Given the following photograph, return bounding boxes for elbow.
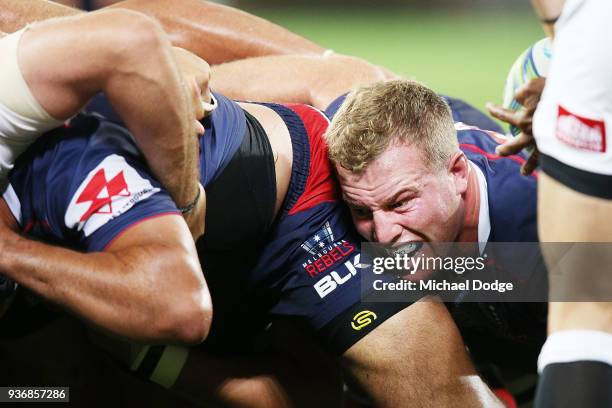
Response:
[96,9,169,67]
[168,286,213,345]
[140,250,213,344]
[153,279,213,345]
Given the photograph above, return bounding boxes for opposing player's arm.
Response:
[342,299,505,408]
[0,199,212,344]
[16,9,202,212]
[212,54,396,111]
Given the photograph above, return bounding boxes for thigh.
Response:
[539,175,612,333]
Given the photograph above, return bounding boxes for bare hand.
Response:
[172,47,213,135]
[486,77,546,175]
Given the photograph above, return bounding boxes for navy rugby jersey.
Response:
[2,92,247,251]
[327,93,543,345]
[456,123,538,243]
[2,94,377,346]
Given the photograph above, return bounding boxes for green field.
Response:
[250,7,544,125]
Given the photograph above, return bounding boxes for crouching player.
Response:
[2,1,543,406]
[1,63,457,405]
[0,6,213,318]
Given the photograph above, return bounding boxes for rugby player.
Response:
[488,0,612,406]
[2,1,542,406]
[0,6,213,314]
[0,4,206,217]
[197,14,550,408]
[215,53,546,406]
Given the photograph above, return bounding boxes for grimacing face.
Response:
[335,141,470,246]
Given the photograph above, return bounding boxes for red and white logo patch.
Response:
[65,154,159,236]
[556,105,606,153]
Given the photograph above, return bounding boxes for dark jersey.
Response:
[325,94,546,356]
[3,94,393,354]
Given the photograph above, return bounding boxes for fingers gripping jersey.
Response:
[3,116,178,252]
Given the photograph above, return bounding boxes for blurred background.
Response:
[52,0,544,124]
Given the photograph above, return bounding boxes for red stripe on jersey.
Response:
[460,143,538,179]
[455,122,510,145]
[284,104,339,215]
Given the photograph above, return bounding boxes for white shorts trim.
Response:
[538,330,612,372]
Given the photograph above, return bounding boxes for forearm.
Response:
[18,10,199,207]
[342,300,504,408]
[111,0,326,65]
[0,227,207,343]
[100,20,200,208]
[212,54,396,111]
[1,0,324,64]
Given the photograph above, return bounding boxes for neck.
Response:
[457,162,480,243]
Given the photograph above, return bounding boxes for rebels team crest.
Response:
[65,154,159,236]
[300,221,335,255]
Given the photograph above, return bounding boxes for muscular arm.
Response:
[212,54,397,111]
[16,9,201,210]
[0,199,212,344]
[342,299,504,408]
[110,0,326,65]
[0,0,80,32]
[0,0,325,65]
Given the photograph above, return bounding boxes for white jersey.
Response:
[533,0,612,183]
[0,27,63,191]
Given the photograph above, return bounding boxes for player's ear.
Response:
[448,151,469,195]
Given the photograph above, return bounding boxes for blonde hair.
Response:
[325,80,458,172]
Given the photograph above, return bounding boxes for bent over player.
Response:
[0,6,211,311]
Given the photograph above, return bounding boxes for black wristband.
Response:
[178,186,201,214]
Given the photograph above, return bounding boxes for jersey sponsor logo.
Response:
[351,310,377,331]
[65,154,159,236]
[556,105,606,153]
[313,254,366,298]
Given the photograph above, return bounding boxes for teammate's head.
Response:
[325,79,470,244]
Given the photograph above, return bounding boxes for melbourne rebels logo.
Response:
[300,221,335,255]
[65,155,159,236]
